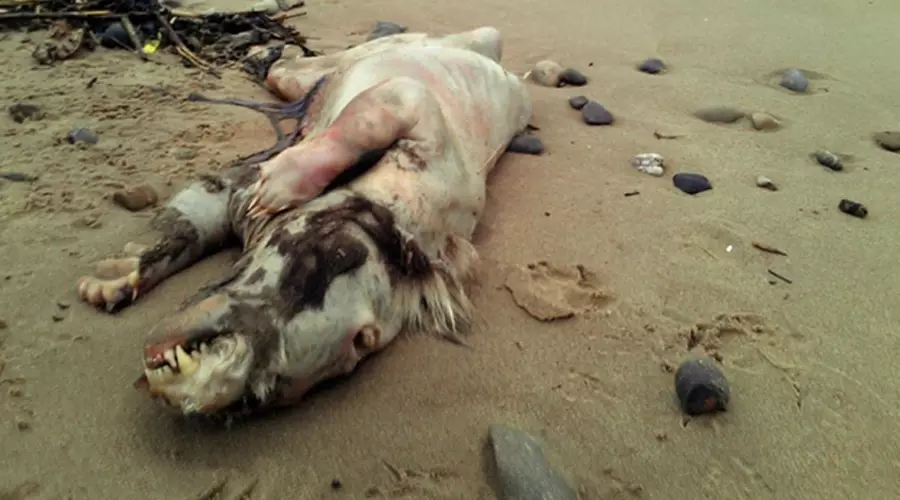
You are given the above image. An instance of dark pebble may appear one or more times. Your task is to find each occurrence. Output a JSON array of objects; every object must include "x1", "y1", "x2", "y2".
[
  {"x1": 812, "y1": 150, "x2": 843, "y2": 171},
  {"x1": 873, "y1": 131, "x2": 900, "y2": 152},
  {"x1": 506, "y1": 134, "x2": 544, "y2": 155},
  {"x1": 672, "y1": 173, "x2": 712, "y2": 195},
  {"x1": 568, "y1": 95, "x2": 588, "y2": 110},
  {"x1": 838, "y1": 199, "x2": 867, "y2": 219},
  {"x1": 637, "y1": 57, "x2": 666, "y2": 74},
  {"x1": 674, "y1": 356, "x2": 730, "y2": 415},
  {"x1": 67, "y1": 128, "x2": 98, "y2": 145},
  {"x1": 330, "y1": 479, "x2": 342, "y2": 490},
  {"x1": 7, "y1": 102, "x2": 44, "y2": 123},
  {"x1": 0, "y1": 172, "x2": 38, "y2": 182},
  {"x1": 558, "y1": 68, "x2": 588, "y2": 87},
  {"x1": 779, "y1": 68, "x2": 809, "y2": 93},
  {"x1": 581, "y1": 101, "x2": 614, "y2": 126},
  {"x1": 489, "y1": 424, "x2": 577, "y2": 500},
  {"x1": 366, "y1": 20, "x2": 408, "y2": 41},
  {"x1": 100, "y1": 22, "x2": 134, "y2": 49}
]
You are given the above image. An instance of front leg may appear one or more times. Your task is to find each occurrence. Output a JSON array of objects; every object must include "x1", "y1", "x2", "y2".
[
  {"x1": 77, "y1": 180, "x2": 234, "y2": 313},
  {"x1": 248, "y1": 76, "x2": 444, "y2": 218}
]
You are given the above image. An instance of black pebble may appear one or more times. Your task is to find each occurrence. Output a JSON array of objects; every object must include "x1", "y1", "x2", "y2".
[
  {"x1": 100, "y1": 22, "x2": 134, "y2": 49},
  {"x1": 330, "y1": 478, "x2": 343, "y2": 490},
  {"x1": 581, "y1": 101, "x2": 614, "y2": 126},
  {"x1": 0, "y1": 172, "x2": 37, "y2": 182},
  {"x1": 637, "y1": 57, "x2": 666, "y2": 74},
  {"x1": 558, "y1": 68, "x2": 588, "y2": 87},
  {"x1": 838, "y1": 199, "x2": 867, "y2": 219},
  {"x1": 812, "y1": 150, "x2": 843, "y2": 171},
  {"x1": 506, "y1": 134, "x2": 544, "y2": 155},
  {"x1": 67, "y1": 128, "x2": 99, "y2": 145},
  {"x1": 672, "y1": 173, "x2": 712, "y2": 195},
  {"x1": 366, "y1": 20, "x2": 408, "y2": 41},
  {"x1": 674, "y1": 357, "x2": 730, "y2": 415},
  {"x1": 568, "y1": 95, "x2": 588, "y2": 110},
  {"x1": 873, "y1": 131, "x2": 900, "y2": 152}
]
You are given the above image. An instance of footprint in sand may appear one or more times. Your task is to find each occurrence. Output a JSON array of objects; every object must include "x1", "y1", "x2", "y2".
[{"x1": 504, "y1": 261, "x2": 611, "y2": 322}]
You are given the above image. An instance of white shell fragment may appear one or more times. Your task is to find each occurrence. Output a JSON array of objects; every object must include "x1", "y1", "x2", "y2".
[{"x1": 630, "y1": 153, "x2": 665, "y2": 177}]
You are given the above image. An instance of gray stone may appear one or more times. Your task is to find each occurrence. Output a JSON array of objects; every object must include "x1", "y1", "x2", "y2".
[
  {"x1": 366, "y1": 21, "x2": 408, "y2": 41},
  {"x1": 489, "y1": 424, "x2": 577, "y2": 500},
  {"x1": 779, "y1": 68, "x2": 809, "y2": 93}
]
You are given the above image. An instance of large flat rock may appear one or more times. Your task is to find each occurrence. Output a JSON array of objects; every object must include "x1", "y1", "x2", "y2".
[{"x1": 489, "y1": 424, "x2": 577, "y2": 500}]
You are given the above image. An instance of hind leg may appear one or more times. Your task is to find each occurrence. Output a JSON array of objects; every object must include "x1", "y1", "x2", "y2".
[
  {"x1": 77, "y1": 180, "x2": 234, "y2": 313},
  {"x1": 247, "y1": 76, "x2": 447, "y2": 217}
]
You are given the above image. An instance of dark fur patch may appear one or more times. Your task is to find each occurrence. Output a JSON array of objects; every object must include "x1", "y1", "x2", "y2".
[{"x1": 270, "y1": 195, "x2": 431, "y2": 315}]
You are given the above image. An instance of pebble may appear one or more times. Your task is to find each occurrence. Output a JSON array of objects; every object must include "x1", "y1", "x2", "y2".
[
  {"x1": 489, "y1": 424, "x2": 577, "y2": 500},
  {"x1": 528, "y1": 60, "x2": 564, "y2": 87},
  {"x1": 100, "y1": 22, "x2": 134, "y2": 49},
  {"x1": 558, "y1": 68, "x2": 588, "y2": 87},
  {"x1": 0, "y1": 171, "x2": 38, "y2": 182},
  {"x1": 749, "y1": 112, "x2": 780, "y2": 131},
  {"x1": 812, "y1": 150, "x2": 843, "y2": 171},
  {"x1": 172, "y1": 147, "x2": 198, "y2": 160},
  {"x1": 567, "y1": 95, "x2": 588, "y2": 110},
  {"x1": 674, "y1": 356, "x2": 730, "y2": 415},
  {"x1": 838, "y1": 199, "x2": 867, "y2": 219},
  {"x1": 366, "y1": 20, "x2": 408, "y2": 41},
  {"x1": 67, "y1": 128, "x2": 98, "y2": 145},
  {"x1": 873, "y1": 131, "x2": 900, "y2": 152},
  {"x1": 755, "y1": 175, "x2": 778, "y2": 191},
  {"x1": 7, "y1": 102, "x2": 44, "y2": 123},
  {"x1": 581, "y1": 101, "x2": 614, "y2": 126},
  {"x1": 112, "y1": 184, "x2": 159, "y2": 212},
  {"x1": 506, "y1": 134, "x2": 544, "y2": 155},
  {"x1": 637, "y1": 57, "x2": 666, "y2": 74},
  {"x1": 779, "y1": 68, "x2": 809, "y2": 93},
  {"x1": 630, "y1": 153, "x2": 665, "y2": 177},
  {"x1": 693, "y1": 106, "x2": 745, "y2": 124},
  {"x1": 672, "y1": 173, "x2": 712, "y2": 195}
]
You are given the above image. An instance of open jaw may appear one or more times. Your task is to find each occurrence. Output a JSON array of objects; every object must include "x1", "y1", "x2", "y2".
[{"x1": 136, "y1": 333, "x2": 256, "y2": 416}]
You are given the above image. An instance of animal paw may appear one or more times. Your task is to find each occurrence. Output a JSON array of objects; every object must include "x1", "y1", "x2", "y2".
[{"x1": 77, "y1": 254, "x2": 142, "y2": 313}]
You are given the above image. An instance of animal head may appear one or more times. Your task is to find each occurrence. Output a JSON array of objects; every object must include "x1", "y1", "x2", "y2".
[{"x1": 135, "y1": 194, "x2": 471, "y2": 418}]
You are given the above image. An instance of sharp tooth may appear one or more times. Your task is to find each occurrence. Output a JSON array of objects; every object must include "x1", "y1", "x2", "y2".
[
  {"x1": 164, "y1": 349, "x2": 178, "y2": 369},
  {"x1": 175, "y1": 345, "x2": 199, "y2": 376}
]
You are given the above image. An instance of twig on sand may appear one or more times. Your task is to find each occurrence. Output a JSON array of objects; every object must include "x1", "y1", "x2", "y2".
[
  {"x1": 190, "y1": 477, "x2": 228, "y2": 500},
  {"x1": 119, "y1": 15, "x2": 147, "y2": 61},
  {"x1": 752, "y1": 241, "x2": 788, "y2": 257},
  {"x1": 767, "y1": 269, "x2": 792, "y2": 284},
  {"x1": 152, "y1": 10, "x2": 220, "y2": 77}
]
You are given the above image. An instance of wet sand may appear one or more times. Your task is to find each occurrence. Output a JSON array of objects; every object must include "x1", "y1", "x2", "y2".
[{"x1": 1, "y1": 0, "x2": 899, "y2": 498}]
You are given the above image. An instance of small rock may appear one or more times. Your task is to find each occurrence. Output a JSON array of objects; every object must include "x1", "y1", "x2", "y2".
[
  {"x1": 558, "y1": 68, "x2": 587, "y2": 87},
  {"x1": 674, "y1": 356, "x2": 730, "y2": 415},
  {"x1": 57, "y1": 301, "x2": 70, "y2": 310},
  {"x1": 528, "y1": 60, "x2": 564, "y2": 87},
  {"x1": 637, "y1": 57, "x2": 666, "y2": 74},
  {"x1": 0, "y1": 172, "x2": 38, "y2": 182},
  {"x1": 7, "y1": 102, "x2": 44, "y2": 123},
  {"x1": 330, "y1": 479, "x2": 342, "y2": 490},
  {"x1": 489, "y1": 424, "x2": 577, "y2": 500},
  {"x1": 67, "y1": 128, "x2": 98, "y2": 145},
  {"x1": 100, "y1": 22, "x2": 134, "y2": 49},
  {"x1": 693, "y1": 106, "x2": 745, "y2": 124},
  {"x1": 630, "y1": 153, "x2": 665, "y2": 177},
  {"x1": 506, "y1": 134, "x2": 544, "y2": 155},
  {"x1": 749, "y1": 112, "x2": 780, "y2": 131},
  {"x1": 172, "y1": 147, "x2": 198, "y2": 160},
  {"x1": 873, "y1": 131, "x2": 900, "y2": 152},
  {"x1": 16, "y1": 418, "x2": 31, "y2": 431},
  {"x1": 812, "y1": 150, "x2": 843, "y2": 171},
  {"x1": 366, "y1": 20, "x2": 408, "y2": 41},
  {"x1": 568, "y1": 95, "x2": 588, "y2": 110},
  {"x1": 581, "y1": 101, "x2": 614, "y2": 126},
  {"x1": 672, "y1": 173, "x2": 712, "y2": 195},
  {"x1": 0, "y1": 319, "x2": 7, "y2": 329},
  {"x1": 52, "y1": 314, "x2": 64, "y2": 322},
  {"x1": 838, "y1": 199, "x2": 867, "y2": 219},
  {"x1": 755, "y1": 175, "x2": 778, "y2": 191},
  {"x1": 779, "y1": 68, "x2": 809, "y2": 93},
  {"x1": 112, "y1": 184, "x2": 159, "y2": 212}
]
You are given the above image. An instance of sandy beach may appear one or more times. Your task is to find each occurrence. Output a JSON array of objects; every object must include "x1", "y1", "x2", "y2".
[{"x1": 2, "y1": 0, "x2": 899, "y2": 498}]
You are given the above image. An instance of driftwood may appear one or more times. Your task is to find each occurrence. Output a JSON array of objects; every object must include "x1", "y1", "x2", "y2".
[{"x1": 0, "y1": 0, "x2": 317, "y2": 76}]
